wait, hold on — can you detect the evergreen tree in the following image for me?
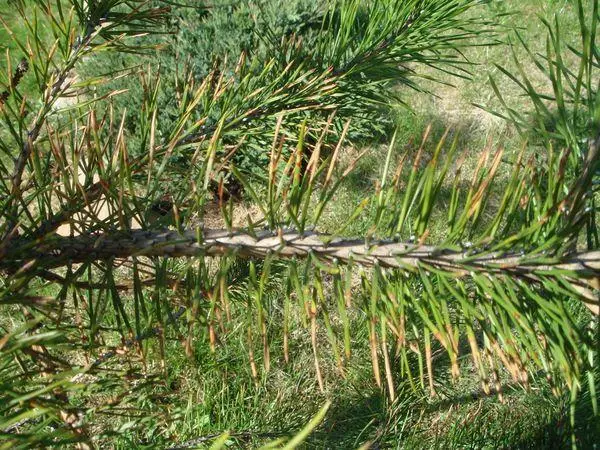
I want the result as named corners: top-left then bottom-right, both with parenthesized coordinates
top-left (0, 0), bottom-right (597, 447)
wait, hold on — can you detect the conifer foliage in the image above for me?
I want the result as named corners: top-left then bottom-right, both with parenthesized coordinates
top-left (0, 0), bottom-right (598, 447)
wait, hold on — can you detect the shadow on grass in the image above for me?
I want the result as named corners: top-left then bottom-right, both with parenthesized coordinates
top-left (342, 111), bottom-right (495, 197)
top-left (304, 389), bottom-right (387, 449)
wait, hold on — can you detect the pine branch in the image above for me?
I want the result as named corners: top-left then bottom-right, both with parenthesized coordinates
top-left (7, 227), bottom-right (594, 271)
top-left (0, 1), bottom-right (598, 444)
top-left (6, 227), bottom-right (597, 306)
top-left (2, 1), bottom-right (171, 240)
top-left (7, 30), bottom-right (94, 212)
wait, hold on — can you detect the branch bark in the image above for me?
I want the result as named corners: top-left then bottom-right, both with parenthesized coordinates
top-left (4, 228), bottom-right (598, 305)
